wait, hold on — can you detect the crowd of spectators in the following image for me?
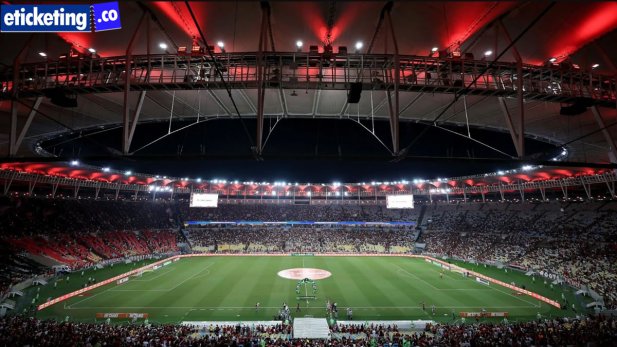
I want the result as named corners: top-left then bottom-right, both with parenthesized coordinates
top-left (425, 314), bottom-right (617, 346)
top-left (184, 226), bottom-right (418, 254)
top-left (0, 315), bottom-right (199, 347)
top-left (421, 201), bottom-right (617, 309)
top-left (0, 196), bottom-right (183, 295)
top-left (330, 323), bottom-right (402, 344)
top-left (1, 315), bottom-right (615, 346)
top-left (0, 242), bottom-right (47, 299)
top-left (182, 203), bottom-right (419, 222)
top-left (0, 196), bottom-right (180, 236)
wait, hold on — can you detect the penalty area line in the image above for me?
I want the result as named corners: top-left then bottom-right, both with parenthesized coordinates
top-left (132, 267), bottom-right (175, 282)
top-left (395, 266), bottom-right (440, 290)
top-left (164, 262), bottom-right (216, 291)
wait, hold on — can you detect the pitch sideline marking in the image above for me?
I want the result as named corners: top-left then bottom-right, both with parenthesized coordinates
top-left (108, 289), bottom-right (170, 292)
top-left (68, 281), bottom-right (119, 308)
top-left (66, 305), bottom-right (538, 310)
top-left (482, 279), bottom-right (541, 308)
top-left (108, 270), bottom-right (211, 292)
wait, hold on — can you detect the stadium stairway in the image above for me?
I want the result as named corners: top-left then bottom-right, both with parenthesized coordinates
top-left (416, 205), bottom-right (428, 227)
top-left (24, 253), bottom-right (62, 267)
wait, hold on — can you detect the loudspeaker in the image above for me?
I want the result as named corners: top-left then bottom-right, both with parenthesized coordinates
top-left (47, 88), bottom-right (78, 108)
top-left (347, 82), bottom-right (363, 103)
top-left (560, 104), bottom-right (586, 116)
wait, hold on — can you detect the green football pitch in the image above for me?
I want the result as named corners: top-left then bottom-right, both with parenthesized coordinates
top-left (33, 256), bottom-right (588, 324)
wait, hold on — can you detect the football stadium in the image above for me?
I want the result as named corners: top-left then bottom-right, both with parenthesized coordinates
top-left (1, 1), bottom-right (617, 345)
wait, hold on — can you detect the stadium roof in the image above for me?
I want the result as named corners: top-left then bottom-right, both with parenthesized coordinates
top-left (1, 161), bottom-right (610, 192)
top-left (1, 1), bottom-right (617, 177)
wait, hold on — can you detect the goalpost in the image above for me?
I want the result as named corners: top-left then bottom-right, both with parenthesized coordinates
top-left (132, 268), bottom-right (153, 278)
top-left (425, 258), bottom-right (468, 277)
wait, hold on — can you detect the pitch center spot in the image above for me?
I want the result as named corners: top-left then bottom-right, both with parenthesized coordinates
top-left (277, 268), bottom-right (331, 280)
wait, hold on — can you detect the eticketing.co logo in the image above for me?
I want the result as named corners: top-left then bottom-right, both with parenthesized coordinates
top-left (0, 2), bottom-right (121, 32)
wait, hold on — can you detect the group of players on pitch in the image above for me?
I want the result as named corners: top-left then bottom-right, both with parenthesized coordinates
top-left (253, 300), bottom-right (354, 320)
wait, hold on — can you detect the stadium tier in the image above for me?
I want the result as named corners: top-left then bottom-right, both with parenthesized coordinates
top-left (1, 315), bottom-right (616, 346)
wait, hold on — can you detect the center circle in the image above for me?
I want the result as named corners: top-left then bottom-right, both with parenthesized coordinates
top-left (277, 268), bottom-right (332, 280)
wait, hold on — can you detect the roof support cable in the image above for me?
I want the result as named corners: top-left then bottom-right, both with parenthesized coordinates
top-left (184, 0), bottom-right (256, 153)
top-left (463, 95), bottom-right (471, 138)
top-left (397, 2), bottom-right (556, 159)
top-left (168, 91), bottom-right (175, 134)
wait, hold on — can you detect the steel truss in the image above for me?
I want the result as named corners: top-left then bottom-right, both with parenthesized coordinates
top-left (2, 53), bottom-right (616, 106)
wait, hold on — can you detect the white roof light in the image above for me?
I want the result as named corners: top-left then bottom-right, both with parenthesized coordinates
top-left (102, 167), bottom-right (110, 172)
top-left (159, 42), bottom-right (168, 50)
top-left (38, 52), bottom-right (47, 57)
top-left (484, 50), bottom-right (492, 56)
top-left (125, 170), bottom-right (132, 175)
top-left (431, 47), bottom-right (438, 52)
top-left (296, 40), bottom-right (303, 48)
top-left (88, 47), bottom-right (96, 53)
top-left (355, 41), bottom-right (363, 50)
top-left (592, 63), bottom-right (599, 69)
top-left (70, 160), bottom-right (79, 166)
top-left (549, 57), bottom-right (557, 63)
top-left (217, 41), bottom-right (225, 48)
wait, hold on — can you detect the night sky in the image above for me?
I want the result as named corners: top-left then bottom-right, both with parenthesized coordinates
top-left (40, 118), bottom-right (559, 181)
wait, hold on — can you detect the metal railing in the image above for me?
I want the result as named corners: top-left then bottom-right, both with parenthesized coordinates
top-left (3, 52), bottom-right (615, 106)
